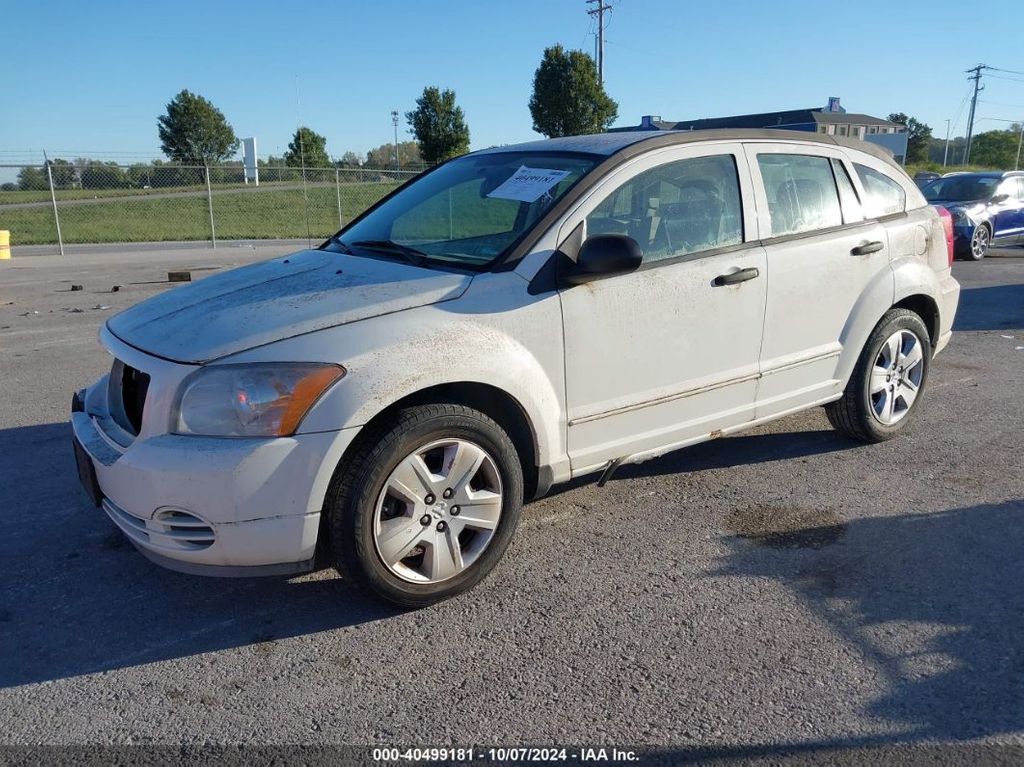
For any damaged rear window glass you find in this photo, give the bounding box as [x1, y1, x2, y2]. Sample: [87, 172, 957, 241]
[325, 152, 598, 269]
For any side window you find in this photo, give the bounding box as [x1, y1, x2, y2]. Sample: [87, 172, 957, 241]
[1015, 178, 1024, 202]
[756, 154, 842, 237]
[996, 178, 1023, 201]
[831, 159, 863, 223]
[586, 154, 743, 263]
[854, 163, 906, 218]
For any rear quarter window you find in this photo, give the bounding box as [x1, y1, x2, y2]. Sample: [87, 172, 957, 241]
[854, 163, 906, 218]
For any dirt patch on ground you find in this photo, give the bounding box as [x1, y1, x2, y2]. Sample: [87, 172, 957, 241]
[724, 505, 846, 549]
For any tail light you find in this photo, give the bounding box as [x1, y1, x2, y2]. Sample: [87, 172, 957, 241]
[936, 206, 954, 266]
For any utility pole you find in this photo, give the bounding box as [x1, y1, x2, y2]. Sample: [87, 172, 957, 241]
[943, 119, 950, 167]
[586, 0, 611, 83]
[964, 64, 988, 164]
[391, 110, 400, 172]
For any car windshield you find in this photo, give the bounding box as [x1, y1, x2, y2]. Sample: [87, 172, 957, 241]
[921, 175, 1000, 202]
[323, 152, 599, 269]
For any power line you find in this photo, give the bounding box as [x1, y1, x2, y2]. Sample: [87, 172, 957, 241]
[986, 73, 1024, 84]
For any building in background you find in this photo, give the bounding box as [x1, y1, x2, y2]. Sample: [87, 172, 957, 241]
[612, 98, 909, 163]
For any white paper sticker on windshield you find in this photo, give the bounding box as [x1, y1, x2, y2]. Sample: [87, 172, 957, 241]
[487, 166, 572, 203]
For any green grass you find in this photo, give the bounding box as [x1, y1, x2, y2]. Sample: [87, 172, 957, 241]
[0, 183, 400, 245]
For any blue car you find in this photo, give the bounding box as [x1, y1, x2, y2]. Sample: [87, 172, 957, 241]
[921, 171, 1024, 259]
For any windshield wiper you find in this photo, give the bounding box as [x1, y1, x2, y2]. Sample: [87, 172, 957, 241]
[350, 239, 429, 266]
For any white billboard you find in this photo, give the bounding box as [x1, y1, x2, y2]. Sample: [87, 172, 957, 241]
[242, 137, 258, 186]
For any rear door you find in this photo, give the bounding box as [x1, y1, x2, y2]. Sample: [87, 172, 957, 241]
[744, 144, 893, 419]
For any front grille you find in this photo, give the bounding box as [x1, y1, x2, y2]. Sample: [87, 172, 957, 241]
[119, 363, 150, 434]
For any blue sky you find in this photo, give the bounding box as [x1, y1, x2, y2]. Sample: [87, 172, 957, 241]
[2, 0, 1023, 164]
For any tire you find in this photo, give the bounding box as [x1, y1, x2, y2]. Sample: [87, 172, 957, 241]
[967, 223, 990, 260]
[825, 308, 932, 443]
[325, 403, 524, 607]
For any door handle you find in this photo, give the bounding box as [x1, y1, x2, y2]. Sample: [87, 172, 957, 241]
[713, 267, 760, 287]
[851, 240, 884, 256]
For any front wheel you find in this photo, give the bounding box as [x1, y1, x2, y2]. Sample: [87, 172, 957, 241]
[825, 308, 931, 443]
[968, 224, 990, 260]
[326, 404, 523, 607]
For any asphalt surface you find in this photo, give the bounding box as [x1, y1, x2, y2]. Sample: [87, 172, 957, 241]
[0, 245, 1022, 757]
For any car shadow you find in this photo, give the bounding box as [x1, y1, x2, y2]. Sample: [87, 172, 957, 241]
[713, 498, 1024, 742]
[0, 422, 398, 689]
[953, 283, 1024, 331]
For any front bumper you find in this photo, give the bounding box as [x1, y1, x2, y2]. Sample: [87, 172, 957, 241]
[953, 223, 977, 254]
[72, 404, 357, 574]
[70, 331, 360, 575]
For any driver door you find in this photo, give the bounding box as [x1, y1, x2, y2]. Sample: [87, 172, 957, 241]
[558, 144, 767, 475]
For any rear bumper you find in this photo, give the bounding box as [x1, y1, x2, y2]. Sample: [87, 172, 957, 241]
[935, 272, 960, 356]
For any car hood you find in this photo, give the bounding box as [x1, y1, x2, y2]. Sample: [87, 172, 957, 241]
[106, 249, 472, 363]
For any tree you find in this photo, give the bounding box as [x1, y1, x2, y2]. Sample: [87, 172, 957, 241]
[887, 113, 932, 164]
[79, 160, 128, 189]
[529, 44, 618, 138]
[17, 166, 47, 191]
[405, 86, 470, 164]
[284, 126, 330, 168]
[46, 159, 76, 189]
[969, 127, 1021, 169]
[157, 89, 239, 165]
[365, 141, 421, 168]
[126, 163, 154, 188]
[336, 150, 364, 168]
[0, 182, 16, 192]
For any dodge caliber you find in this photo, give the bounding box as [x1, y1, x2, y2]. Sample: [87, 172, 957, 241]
[72, 129, 961, 605]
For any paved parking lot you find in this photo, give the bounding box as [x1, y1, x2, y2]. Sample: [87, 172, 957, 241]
[0, 244, 1022, 755]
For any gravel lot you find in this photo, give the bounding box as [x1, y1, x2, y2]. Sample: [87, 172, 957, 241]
[1, 243, 1022, 757]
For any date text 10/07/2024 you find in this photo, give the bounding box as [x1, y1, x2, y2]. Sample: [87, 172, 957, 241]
[371, 747, 640, 762]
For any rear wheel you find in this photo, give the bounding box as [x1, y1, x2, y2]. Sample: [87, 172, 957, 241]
[326, 404, 523, 607]
[825, 309, 931, 443]
[968, 224, 990, 260]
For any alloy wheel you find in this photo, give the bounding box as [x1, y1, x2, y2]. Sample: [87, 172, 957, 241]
[971, 226, 990, 259]
[869, 329, 925, 425]
[373, 438, 503, 583]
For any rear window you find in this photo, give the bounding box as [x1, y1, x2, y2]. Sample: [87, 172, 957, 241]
[855, 164, 906, 218]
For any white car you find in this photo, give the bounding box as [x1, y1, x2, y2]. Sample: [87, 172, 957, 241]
[72, 129, 960, 606]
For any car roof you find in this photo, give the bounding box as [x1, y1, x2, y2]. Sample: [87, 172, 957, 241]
[474, 128, 903, 172]
[947, 171, 1021, 178]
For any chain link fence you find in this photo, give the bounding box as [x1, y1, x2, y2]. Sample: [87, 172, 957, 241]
[0, 163, 422, 254]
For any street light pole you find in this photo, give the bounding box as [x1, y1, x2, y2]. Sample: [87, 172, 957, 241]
[943, 119, 950, 167]
[1016, 121, 1023, 171]
[391, 110, 400, 172]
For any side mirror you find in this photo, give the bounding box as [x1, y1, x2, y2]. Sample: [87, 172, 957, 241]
[561, 234, 642, 285]
[990, 193, 1010, 204]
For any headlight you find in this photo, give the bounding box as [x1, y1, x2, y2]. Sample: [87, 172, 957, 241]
[948, 208, 969, 225]
[173, 363, 345, 437]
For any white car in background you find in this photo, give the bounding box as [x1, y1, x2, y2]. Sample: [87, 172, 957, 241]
[72, 129, 960, 606]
